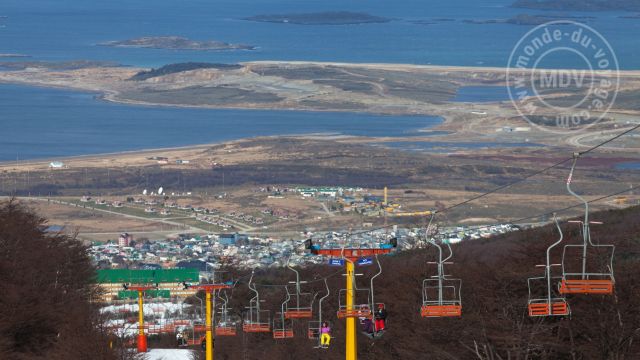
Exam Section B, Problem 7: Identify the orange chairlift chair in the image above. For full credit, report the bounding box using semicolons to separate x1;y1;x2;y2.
559;153;615;295
308;278;331;342
242;271;271;333
284;257;315;319
337;252;373;319
215;291;237;336
421;238;462;318
273;288;295;339
337;283;373;319
527;214;570;317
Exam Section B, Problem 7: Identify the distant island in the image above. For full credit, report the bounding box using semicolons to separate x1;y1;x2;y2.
464;14;593;25
409;20;435;26
0;60;118;70
512;0;640;12
245;11;391;25
100;36;255;51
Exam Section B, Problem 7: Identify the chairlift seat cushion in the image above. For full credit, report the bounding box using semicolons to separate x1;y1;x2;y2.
273;330;294;339
284;310;313;319
215;327;237;336
420;304;462;317
559;279;613;294
243;323;271;333
528;302;569;316
337;306;372;319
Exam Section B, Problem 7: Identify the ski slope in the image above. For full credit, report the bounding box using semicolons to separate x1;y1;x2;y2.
144;349;193;360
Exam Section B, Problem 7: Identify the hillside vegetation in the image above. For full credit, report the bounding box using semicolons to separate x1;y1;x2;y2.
0;201;116;359
213;205;640;359
130;62;242;81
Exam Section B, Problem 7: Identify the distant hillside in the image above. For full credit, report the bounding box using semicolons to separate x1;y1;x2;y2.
0;60;118;71
245;11;391;25
463;14;594;25
513;0;640;11
211;205;640;359
130;62;242;81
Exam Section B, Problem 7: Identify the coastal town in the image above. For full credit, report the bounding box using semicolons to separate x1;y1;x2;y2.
88;221;521;273
10;182;522;273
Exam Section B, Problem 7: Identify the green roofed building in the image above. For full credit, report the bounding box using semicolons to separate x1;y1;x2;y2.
96;268;199;284
118;289;171;300
96;268;200;302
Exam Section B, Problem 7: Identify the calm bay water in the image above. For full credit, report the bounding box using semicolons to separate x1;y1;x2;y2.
1;0;639;160
0;84;441;161
615;162;640;170
375;140;544;153
1;0;639;69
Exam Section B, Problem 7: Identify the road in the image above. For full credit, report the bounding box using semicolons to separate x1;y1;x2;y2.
7;195;257;236
8;196;207;234
321;202;335;217
566;124;640;151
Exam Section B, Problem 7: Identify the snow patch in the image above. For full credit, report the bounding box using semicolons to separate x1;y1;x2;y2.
144;349;194;360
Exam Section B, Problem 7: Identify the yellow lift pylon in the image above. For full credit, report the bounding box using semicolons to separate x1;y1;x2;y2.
185;282;233;360
345;259;356;359
122;284;157;353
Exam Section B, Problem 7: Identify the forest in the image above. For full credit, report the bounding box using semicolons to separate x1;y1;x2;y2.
210;205;640;359
1;201;638;359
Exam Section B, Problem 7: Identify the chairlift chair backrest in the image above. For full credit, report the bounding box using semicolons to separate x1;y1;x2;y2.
284;257;314;319
369;254;386;332
272;288;294;339
527;214;570;317
421;232;462;318
243;271;271;333
215;291;237;336
309;278;331;343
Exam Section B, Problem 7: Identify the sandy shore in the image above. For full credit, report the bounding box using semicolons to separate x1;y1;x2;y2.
1;60;639;171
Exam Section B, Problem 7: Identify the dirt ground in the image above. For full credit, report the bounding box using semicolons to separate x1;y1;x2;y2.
22;199;183;242
1;61;638;238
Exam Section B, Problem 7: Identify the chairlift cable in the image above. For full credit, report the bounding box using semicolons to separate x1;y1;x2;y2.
323;123;640;238
508;184;640;225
